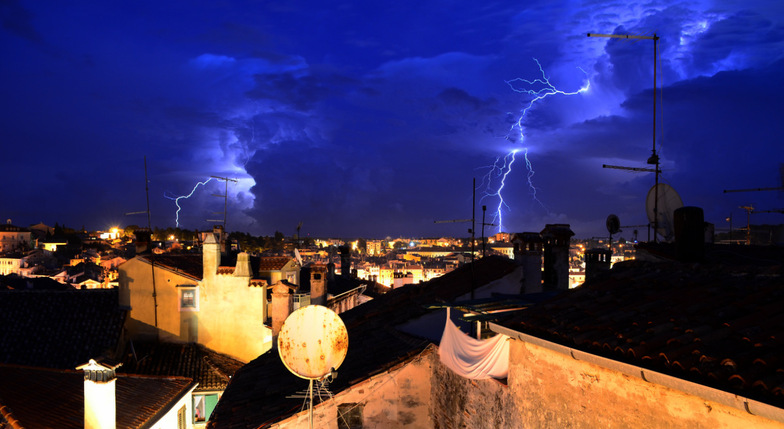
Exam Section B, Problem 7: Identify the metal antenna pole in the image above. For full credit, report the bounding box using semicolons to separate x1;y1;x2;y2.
143;157;158;331
589;32;661;242
209;175;238;230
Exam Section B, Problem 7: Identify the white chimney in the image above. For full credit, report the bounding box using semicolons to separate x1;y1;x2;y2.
234;252;252;277
77;359;121;429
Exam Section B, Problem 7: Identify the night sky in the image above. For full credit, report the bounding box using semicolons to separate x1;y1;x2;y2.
2;1;783;239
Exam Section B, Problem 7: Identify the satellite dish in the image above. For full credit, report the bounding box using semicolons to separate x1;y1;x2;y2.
278;305;348;380
294;248;303;267
606;214;621;235
646;183;683;242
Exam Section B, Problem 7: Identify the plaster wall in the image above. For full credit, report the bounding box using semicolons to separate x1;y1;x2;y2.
507;339;784;429
271;348;435;429
119;258;271;362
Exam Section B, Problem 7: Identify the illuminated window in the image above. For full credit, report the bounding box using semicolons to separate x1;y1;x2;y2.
179;287;199;311
194;394;219;423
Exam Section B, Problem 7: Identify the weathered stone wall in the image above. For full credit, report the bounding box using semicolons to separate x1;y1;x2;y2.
430;346;519;428
508;339;784;429
274;347;436;429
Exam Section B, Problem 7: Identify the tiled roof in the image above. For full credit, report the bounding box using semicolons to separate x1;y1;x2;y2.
256;257;292;271
118;341;245;392
0;275;72;291
0;289;126;369
208;256;519;428
138;254;203;280
498;244;784;409
0;363;195;429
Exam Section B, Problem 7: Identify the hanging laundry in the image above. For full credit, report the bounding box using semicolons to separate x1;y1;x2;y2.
438;308;510;379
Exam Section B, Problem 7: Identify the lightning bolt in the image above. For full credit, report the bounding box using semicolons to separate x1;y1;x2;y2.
164;178;214;227
480;58;589;233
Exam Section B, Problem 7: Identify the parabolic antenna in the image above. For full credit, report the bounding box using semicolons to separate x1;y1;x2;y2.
606;214;621;235
646;183;683;242
278;305;348;380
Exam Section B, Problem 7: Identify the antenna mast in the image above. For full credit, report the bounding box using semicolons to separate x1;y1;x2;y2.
589;32;661;242
207;175;238;230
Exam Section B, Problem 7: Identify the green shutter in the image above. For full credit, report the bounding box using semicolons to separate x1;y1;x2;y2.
205;394;219;420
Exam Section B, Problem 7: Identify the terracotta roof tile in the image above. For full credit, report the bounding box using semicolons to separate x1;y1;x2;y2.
499;245;784;409
118;341;245;392
256;257;292;271
0;289;126;369
139;254;203;280
0;364;195;429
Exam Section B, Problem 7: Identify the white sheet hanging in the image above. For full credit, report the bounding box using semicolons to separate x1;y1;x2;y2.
438;308;510;379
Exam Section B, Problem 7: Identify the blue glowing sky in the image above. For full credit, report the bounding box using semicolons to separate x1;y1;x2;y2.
1;0;783;239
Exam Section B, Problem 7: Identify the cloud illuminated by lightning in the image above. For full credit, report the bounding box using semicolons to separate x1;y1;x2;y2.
480;58;589;233
164;178;214;227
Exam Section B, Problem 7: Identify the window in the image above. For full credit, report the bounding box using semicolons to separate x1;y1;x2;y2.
177;405;187;429
179;287;199;311
194;394;219;423
337;403;363;429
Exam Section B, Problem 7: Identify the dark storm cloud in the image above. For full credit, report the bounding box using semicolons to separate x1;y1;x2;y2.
0;0;41;43
3;0;783;238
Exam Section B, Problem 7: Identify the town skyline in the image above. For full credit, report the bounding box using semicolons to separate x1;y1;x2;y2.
2;1;783;239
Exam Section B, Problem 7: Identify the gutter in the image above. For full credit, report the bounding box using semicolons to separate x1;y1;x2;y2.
489;322;784;424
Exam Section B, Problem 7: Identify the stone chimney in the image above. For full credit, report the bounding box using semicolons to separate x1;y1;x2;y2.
512;232;543;294
77;359;121;429
541;224;574;291
327;261;336;282
271;281;294;347
202;233;220;280
585;248;612;282
134;229;151;255
310;264;327;306
338;245;350;278
674;206;705;262
213;225;227;255
234;252;252;277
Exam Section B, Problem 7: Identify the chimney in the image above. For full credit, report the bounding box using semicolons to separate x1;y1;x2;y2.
338;245;350;278
674;206;705;262
213;225;227;255
585;248;612;282
512;232;543;294
310;264;327;306
234;252;252;277
77;359;121;429
203;233;220;279
271;281;294;347
541;224;574;291
134;229;151;255
327;262;336;282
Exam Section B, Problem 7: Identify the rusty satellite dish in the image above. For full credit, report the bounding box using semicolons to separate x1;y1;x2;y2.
278;305;348;380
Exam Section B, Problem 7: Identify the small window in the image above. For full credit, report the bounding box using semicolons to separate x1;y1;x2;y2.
177;405;186;429
179;288;199;312
194;394;219;423
337;403;363;429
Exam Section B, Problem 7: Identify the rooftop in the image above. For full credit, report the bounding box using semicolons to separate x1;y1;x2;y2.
0;288;126;369
496;242;784;409
118;341;246;392
0;363;195;429
209;256;518;428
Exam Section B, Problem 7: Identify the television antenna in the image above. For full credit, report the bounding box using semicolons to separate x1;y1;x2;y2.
278;305;348;429
124;156;158;333
206;175;238;230
589;32;662;241
434;178;477;298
